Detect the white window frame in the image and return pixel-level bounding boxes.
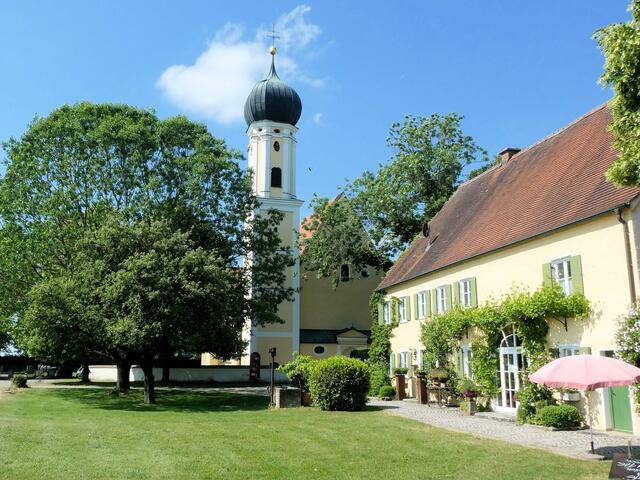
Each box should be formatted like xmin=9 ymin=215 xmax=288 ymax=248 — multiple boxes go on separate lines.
xmin=461 ymin=346 xmax=472 ymax=377
xmin=417 ymin=291 xmax=427 ymax=319
xmin=418 ymin=349 xmax=426 ymax=370
xmin=399 ymin=352 xmax=409 ymax=369
xmin=398 ymin=297 xmax=407 ymax=323
xmin=551 ymin=257 xmax=572 ymax=295
xmin=558 ymin=344 xmax=580 ymax=357
xmin=459 ymin=279 xmax=472 ymax=308
xmin=383 ymin=302 xmax=391 ymax=324
xmin=436 ymin=286 xmax=447 ymax=314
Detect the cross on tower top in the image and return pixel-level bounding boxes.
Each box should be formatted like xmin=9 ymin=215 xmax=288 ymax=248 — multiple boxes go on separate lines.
xmin=267 ymin=24 xmax=280 ymax=55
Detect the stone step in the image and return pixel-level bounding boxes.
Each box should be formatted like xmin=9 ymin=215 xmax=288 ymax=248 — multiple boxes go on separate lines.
xmin=474 ymin=411 xmax=516 ymax=423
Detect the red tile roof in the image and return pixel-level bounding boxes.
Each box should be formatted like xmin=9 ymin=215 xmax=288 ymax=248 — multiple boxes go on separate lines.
xmin=378 ymin=104 xmax=640 ymax=291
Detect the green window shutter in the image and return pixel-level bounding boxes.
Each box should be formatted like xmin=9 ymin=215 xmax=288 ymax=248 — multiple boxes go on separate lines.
xmin=413 ymin=294 xmax=419 ymax=319
xmin=570 ymin=255 xmax=584 ymax=295
xmin=456 ymin=348 xmax=463 ymax=375
xmin=470 ymin=277 xmax=478 ymax=307
xmin=405 ymin=296 xmax=411 ymax=321
xmin=578 ymin=346 xmax=592 ymax=355
xmin=395 ymin=353 xmax=402 ymax=370
xmin=378 ymin=303 xmax=384 ymax=325
xmin=453 ymin=281 xmax=460 ymax=306
xmin=431 ymin=289 xmax=438 ymax=317
xmin=390 ymin=353 xmax=396 ymax=370
xmin=542 ymin=262 xmax=553 ymax=287
xmin=444 ymin=285 xmax=452 ymax=311
xmin=425 ymin=290 xmax=432 ymax=318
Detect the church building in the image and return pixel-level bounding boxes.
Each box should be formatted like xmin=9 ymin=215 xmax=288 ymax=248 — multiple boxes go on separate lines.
xmin=201 ymin=47 xmax=382 ymax=367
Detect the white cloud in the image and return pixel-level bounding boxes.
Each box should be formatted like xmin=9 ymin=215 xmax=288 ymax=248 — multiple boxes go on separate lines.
xmin=312 ymin=112 xmax=324 ymax=125
xmin=157 ymin=5 xmax=323 ymax=124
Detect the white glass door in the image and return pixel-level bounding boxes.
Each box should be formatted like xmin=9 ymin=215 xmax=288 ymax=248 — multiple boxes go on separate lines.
xmin=496 ymin=333 xmax=524 ymax=412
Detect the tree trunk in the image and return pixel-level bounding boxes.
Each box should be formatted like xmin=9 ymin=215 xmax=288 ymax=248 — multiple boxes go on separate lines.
xmin=142 ymin=362 xmax=156 ymax=404
xmin=161 ymin=356 xmax=170 ymax=385
xmin=80 ymin=362 xmax=90 ymax=383
xmin=116 ymin=360 xmax=131 ymax=392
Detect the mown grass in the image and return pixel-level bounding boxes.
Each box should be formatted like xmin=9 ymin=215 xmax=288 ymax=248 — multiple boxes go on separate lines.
xmin=0 ymin=388 xmax=607 ymax=479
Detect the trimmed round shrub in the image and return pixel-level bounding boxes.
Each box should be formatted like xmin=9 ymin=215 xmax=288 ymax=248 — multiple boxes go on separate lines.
xmin=378 ymin=385 xmax=396 ymax=400
xmin=309 ymin=356 xmax=370 ymax=411
xmin=537 ymin=404 xmax=582 ymax=429
xmin=11 ymin=374 xmax=28 ymax=388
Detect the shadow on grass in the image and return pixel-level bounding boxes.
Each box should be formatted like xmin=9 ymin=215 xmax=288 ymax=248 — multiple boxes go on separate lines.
xmin=48 ymin=388 xmax=269 ymax=413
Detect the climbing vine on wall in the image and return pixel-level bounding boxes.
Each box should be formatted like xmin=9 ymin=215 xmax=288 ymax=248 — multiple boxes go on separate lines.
xmin=419 ymin=285 xmax=591 ymax=397
xmin=615 ymin=306 xmax=640 ymax=412
xmin=368 ymin=291 xmax=393 ymax=394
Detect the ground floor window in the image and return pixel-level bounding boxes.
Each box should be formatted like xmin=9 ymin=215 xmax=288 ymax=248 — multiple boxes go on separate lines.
xmin=461 ymin=346 xmax=471 ymax=377
xmin=313 ymin=345 xmax=326 ymax=356
xmin=558 ymin=344 xmax=580 ymax=357
xmin=399 ymin=352 xmax=409 ymax=369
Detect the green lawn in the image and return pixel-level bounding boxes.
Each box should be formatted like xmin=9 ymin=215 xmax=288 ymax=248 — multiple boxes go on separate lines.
xmin=0 ymin=388 xmax=607 ymax=480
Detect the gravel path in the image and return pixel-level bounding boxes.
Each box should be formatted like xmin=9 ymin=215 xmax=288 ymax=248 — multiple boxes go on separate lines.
xmin=369 ymin=399 xmax=639 ymax=460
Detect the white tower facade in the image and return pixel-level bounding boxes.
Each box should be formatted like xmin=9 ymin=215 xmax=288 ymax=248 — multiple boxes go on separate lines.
xmin=241 ymin=50 xmax=303 ymax=365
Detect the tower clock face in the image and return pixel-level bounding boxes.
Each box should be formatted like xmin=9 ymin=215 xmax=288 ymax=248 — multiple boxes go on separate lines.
xmin=273 ymin=141 xmax=280 ymax=152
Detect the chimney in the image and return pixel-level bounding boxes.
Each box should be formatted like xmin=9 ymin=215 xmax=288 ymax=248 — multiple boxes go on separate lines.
xmin=499 ymin=147 xmax=521 ymax=163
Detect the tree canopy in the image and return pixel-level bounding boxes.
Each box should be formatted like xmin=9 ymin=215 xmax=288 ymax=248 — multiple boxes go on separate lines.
xmin=300 ymin=113 xmax=487 ymax=282
xmin=595 ymin=1 xmax=640 ymax=186
xmin=300 ymin=194 xmax=390 ymax=287
xmin=1 ymin=102 xmax=293 ymax=402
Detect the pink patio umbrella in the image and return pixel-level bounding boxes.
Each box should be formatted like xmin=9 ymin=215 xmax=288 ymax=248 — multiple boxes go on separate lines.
xmin=529 ymin=355 xmax=640 ymax=454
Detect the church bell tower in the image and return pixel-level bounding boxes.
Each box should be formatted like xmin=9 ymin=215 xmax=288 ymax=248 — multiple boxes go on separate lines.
xmin=242 ymin=46 xmax=303 ymax=365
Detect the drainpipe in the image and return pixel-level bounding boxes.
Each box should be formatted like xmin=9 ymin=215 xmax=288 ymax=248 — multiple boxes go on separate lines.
xmin=615 ymin=207 xmax=636 ymax=304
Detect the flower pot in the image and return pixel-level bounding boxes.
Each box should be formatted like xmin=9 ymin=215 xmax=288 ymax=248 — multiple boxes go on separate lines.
xmin=395 ymin=374 xmax=406 ymax=400
xmin=467 ymin=398 xmax=477 ymax=415
xmin=301 ymin=392 xmax=313 ymax=406
xmin=416 ymin=376 xmax=428 ymax=404
xmin=562 ymin=391 xmax=581 ymax=402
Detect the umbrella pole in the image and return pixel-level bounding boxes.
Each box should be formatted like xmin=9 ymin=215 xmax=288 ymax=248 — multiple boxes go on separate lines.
xmin=588 ymin=391 xmax=595 ymax=455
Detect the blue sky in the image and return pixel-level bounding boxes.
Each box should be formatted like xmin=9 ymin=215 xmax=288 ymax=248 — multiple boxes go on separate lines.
xmin=0 ymin=1 xmax=631 ymax=216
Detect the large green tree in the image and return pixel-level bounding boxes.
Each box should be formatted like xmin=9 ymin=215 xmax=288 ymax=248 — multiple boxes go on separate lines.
xmin=595 ymin=1 xmax=640 ymax=186
xmin=301 ymin=113 xmax=486 ymax=282
xmin=300 ymin=194 xmax=390 ymax=287
xmin=2 ymin=103 xmax=293 ymax=399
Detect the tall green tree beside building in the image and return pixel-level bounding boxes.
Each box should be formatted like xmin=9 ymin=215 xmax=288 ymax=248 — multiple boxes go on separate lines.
xmin=595 ymin=1 xmax=640 ymax=186
xmin=301 ymin=113 xmax=487 ymax=284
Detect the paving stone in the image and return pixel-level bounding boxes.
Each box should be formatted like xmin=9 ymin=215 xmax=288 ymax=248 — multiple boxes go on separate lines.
xmin=369 ymin=398 xmax=639 ymax=460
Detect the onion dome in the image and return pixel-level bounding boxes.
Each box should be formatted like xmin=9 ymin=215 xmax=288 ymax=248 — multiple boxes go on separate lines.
xmin=244 ymin=48 xmax=302 ymax=127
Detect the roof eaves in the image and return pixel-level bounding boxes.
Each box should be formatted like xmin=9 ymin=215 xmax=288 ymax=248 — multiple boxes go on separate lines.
xmin=376 ymin=199 xmax=637 ymax=292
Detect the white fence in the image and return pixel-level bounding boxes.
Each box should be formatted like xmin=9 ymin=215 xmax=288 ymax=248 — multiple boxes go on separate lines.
xmin=89 ymin=365 xmax=287 ymax=383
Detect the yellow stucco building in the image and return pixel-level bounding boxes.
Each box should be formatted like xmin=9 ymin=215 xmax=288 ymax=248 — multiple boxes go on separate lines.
xmin=201 ymin=48 xmax=381 ymax=368
xmin=377 ymin=105 xmax=640 ymax=434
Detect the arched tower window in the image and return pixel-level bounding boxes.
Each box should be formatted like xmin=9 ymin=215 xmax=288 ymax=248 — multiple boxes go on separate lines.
xmin=271 ymin=167 xmax=282 ymax=188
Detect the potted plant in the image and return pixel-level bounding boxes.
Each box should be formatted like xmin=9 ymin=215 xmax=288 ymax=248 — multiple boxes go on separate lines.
xmin=278 ymin=354 xmax=317 ymax=406
xmin=459 ymin=378 xmax=480 ymax=415
xmin=561 ymin=388 xmax=581 ymax=402
xmin=414 ymin=369 xmax=428 ymax=404
xmin=393 ymin=367 xmax=408 ymax=399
